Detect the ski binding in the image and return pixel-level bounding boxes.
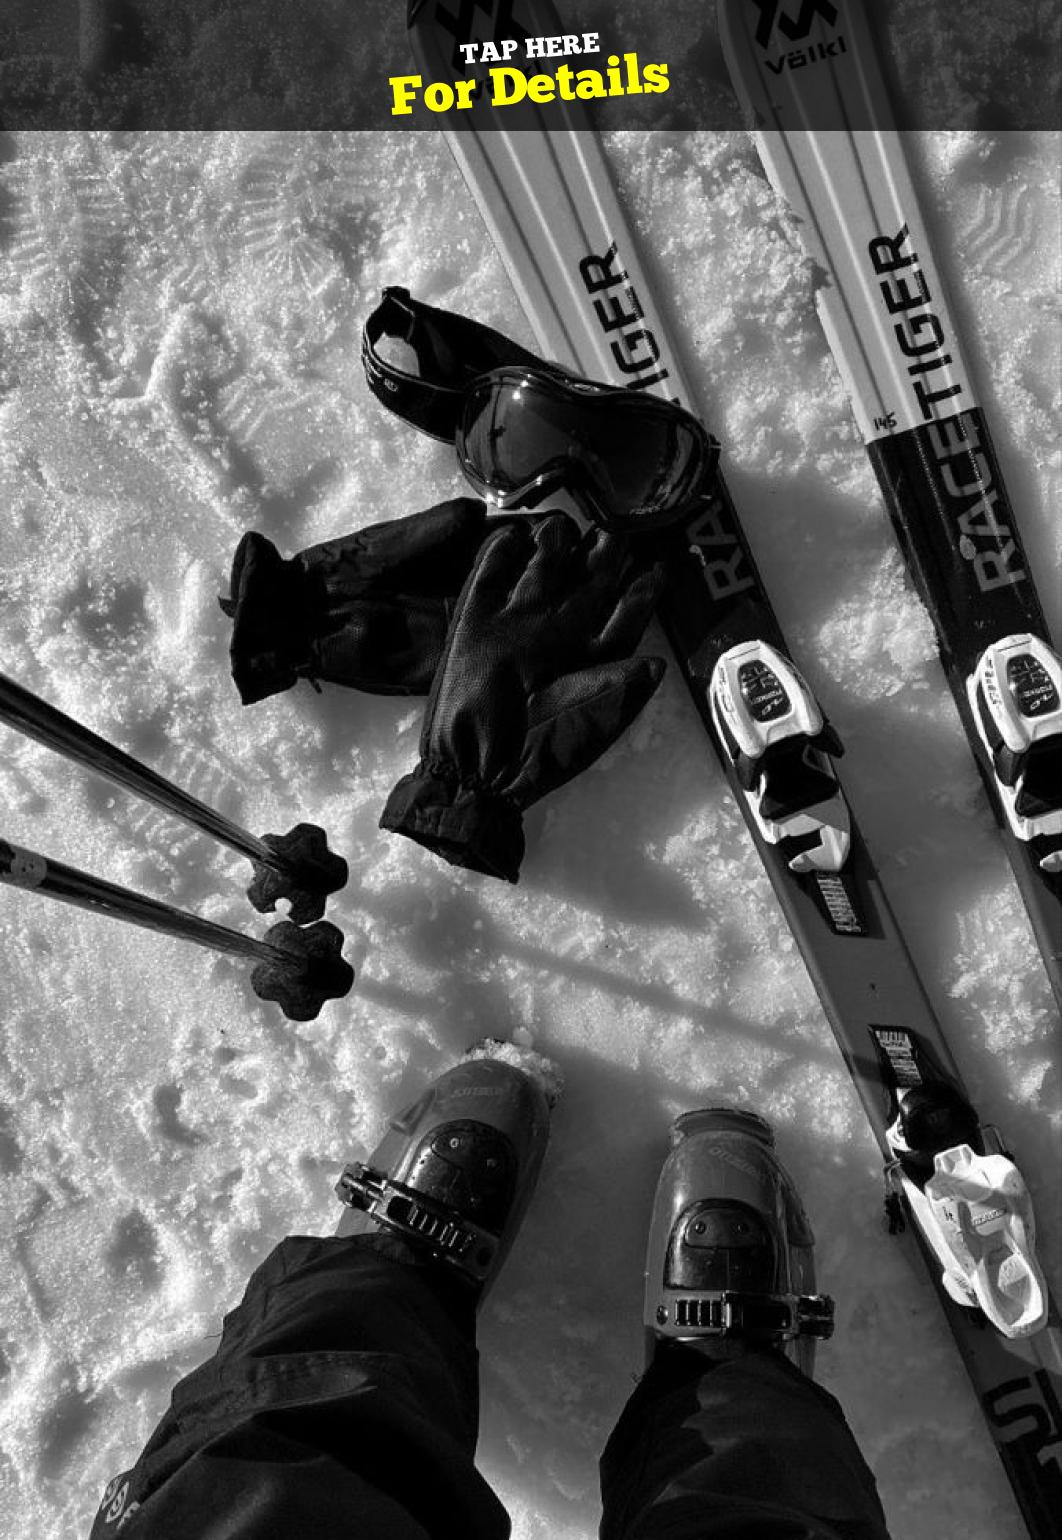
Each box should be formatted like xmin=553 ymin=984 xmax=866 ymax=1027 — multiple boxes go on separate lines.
xmin=967 ymin=634 xmax=1062 ymax=871
xmin=709 ymin=641 xmax=849 ymax=873
xmin=875 ymin=1028 xmax=1048 ymax=1339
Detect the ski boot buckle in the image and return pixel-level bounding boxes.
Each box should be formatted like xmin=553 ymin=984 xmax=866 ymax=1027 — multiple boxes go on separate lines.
xmin=655 ymin=1289 xmax=835 ymax=1342
xmin=335 ymin=1161 xmax=499 ymax=1283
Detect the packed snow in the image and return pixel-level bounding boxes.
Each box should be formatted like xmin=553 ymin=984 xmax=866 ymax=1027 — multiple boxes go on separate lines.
xmin=0 ymin=129 xmax=1058 ymax=1540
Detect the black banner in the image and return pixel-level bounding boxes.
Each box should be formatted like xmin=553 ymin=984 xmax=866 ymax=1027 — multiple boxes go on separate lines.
xmin=1 ymin=0 xmax=1058 ymax=130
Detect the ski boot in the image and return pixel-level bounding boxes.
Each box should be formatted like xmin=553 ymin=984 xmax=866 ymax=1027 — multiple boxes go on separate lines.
xmin=644 ymin=1108 xmax=834 ymax=1377
xmin=335 ymin=1049 xmax=554 ymax=1305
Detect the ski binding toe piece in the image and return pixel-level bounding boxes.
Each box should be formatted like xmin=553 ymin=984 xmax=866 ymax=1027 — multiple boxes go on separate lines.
xmin=710 ymin=641 xmax=849 ymax=873
xmin=968 ymin=634 xmax=1062 ymax=872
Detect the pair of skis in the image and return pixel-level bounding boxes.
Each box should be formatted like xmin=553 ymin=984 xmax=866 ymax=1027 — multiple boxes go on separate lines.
xmin=718 ymin=0 xmax=1062 ymax=1010
xmin=406 ymin=1 xmax=1061 ymax=1533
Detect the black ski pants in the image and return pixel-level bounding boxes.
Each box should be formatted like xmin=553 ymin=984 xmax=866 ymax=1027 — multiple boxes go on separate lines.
xmin=88 ymin=1234 xmax=892 ymax=1540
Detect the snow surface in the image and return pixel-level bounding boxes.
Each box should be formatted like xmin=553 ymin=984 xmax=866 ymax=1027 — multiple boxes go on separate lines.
xmin=0 ymin=129 xmax=1058 ymax=1540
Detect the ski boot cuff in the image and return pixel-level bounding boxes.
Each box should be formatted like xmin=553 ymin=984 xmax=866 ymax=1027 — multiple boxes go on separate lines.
xmin=221 ymin=531 xmax=315 ymax=705
xmin=379 ymin=767 xmax=525 ymax=882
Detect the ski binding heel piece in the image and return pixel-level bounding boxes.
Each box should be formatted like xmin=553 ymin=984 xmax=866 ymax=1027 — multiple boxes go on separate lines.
xmin=967 ymin=634 xmax=1062 ymax=870
xmin=709 ymin=641 xmax=850 ymax=873
xmin=876 ymin=1029 xmax=1049 ymax=1340
xmin=896 ymin=1144 xmax=1049 ymax=1339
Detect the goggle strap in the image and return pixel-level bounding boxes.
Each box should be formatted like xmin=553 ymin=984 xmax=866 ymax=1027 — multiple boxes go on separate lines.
xmin=362 ymin=286 xmax=547 ymax=443
xmin=361 ymin=288 xmax=464 ymax=441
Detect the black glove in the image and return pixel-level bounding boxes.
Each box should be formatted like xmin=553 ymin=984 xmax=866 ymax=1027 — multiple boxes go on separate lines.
xmin=219 ymin=498 xmax=488 ymax=705
xmin=380 ymin=513 xmax=666 ymax=882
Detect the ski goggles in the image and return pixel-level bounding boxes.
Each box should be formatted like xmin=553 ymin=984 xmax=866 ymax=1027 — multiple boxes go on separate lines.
xmin=455 ymin=367 xmax=718 ymax=532
xmin=362 ymin=288 xmax=719 ymax=531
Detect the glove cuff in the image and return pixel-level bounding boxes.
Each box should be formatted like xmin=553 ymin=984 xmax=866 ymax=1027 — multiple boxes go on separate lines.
xmin=222 ymin=533 xmax=314 ymax=705
xmin=379 ymin=766 xmax=525 ymax=883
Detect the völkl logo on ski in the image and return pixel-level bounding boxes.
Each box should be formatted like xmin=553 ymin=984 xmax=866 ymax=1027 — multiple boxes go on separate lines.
xmin=752 ymin=0 xmax=839 ymax=48
xmin=750 ymin=0 xmax=847 ymax=73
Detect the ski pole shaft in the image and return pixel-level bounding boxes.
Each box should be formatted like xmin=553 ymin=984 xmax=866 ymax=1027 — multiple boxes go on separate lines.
xmin=0 ymin=837 xmax=354 ymax=1021
xmin=0 ymin=673 xmax=276 ymax=865
xmin=0 ymin=674 xmax=347 ymax=924
xmin=1 ymin=836 xmax=284 ymax=963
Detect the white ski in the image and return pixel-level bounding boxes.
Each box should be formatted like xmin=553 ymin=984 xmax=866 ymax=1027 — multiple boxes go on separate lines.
xmin=718 ymin=0 xmax=1062 ymax=1009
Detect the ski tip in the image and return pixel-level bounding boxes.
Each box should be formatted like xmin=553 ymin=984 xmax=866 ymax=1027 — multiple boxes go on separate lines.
xmin=718 ymin=0 xmax=892 ymax=134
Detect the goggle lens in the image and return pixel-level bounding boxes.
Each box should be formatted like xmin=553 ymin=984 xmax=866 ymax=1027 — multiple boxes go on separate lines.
xmin=459 ymin=370 xmax=715 ymax=530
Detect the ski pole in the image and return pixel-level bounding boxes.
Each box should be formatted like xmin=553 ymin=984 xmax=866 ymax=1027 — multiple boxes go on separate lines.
xmin=0 ymin=673 xmax=347 ymax=924
xmin=0 ymin=836 xmax=354 ymax=1022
